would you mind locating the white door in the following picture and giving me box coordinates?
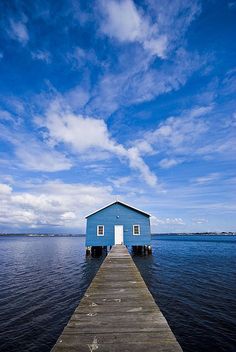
[114,225,124,244]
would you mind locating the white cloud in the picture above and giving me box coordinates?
[101,0,143,42]
[159,158,181,169]
[86,0,204,117]
[192,218,208,224]
[0,183,12,195]
[133,104,236,170]
[60,212,76,221]
[39,100,112,152]
[100,0,168,58]
[8,19,29,45]
[3,96,25,114]
[89,48,204,115]
[65,85,90,111]
[15,141,72,172]
[36,99,158,186]
[143,36,167,58]
[0,108,23,126]
[0,99,158,185]
[146,0,201,50]
[149,106,212,149]
[0,121,72,172]
[99,0,200,59]
[0,180,114,230]
[0,109,14,122]
[124,147,157,186]
[194,173,221,185]
[110,176,131,188]
[31,50,51,63]
[151,215,185,226]
[67,47,98,69]
[134,140,155,155]
[189,106,213,118]
[142,105,213,166]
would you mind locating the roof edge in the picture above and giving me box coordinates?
[85,200,151,218]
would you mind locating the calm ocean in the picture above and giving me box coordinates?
[0,235,235,352]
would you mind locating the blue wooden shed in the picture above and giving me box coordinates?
[85,200,151,247]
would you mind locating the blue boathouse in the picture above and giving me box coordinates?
[85,201,151,251]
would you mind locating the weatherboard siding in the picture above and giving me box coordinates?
[86,202,151,246]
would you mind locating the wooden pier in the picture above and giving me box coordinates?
[51,245,183,352]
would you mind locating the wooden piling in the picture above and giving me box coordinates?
[51,245,182,352]
[86,246,91,256]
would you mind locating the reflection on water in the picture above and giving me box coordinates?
[0,235,235,352]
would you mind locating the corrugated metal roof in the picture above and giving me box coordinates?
[85,200,151,218]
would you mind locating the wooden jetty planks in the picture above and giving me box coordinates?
[51,245,183,352]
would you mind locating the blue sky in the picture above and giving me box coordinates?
[0,0,235,233]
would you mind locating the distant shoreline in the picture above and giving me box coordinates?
[0,232,235,237]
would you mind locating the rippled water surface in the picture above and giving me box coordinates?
[0,236,104,352]
[0,235,235,352]
[134,235,236,352]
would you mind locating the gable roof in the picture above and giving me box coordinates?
[85,200,151,218]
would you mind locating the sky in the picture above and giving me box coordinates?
[0,0,235,233]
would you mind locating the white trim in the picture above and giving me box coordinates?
[86,200,151,218]
[133,224,140,235]
[97,225,104,236]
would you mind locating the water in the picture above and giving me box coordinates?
[0,236,104,352]
[0,235,235,352]
[134,235,236,352]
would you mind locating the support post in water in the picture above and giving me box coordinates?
[86,246,91,256]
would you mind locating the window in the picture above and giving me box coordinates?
[133,225,140,235]
[97,225,104,236]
